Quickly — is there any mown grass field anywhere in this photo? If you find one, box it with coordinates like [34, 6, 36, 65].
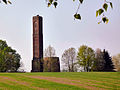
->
[0, 72, 120, 90]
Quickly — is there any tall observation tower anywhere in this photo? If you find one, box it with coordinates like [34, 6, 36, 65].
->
[31, 15, 43, 72]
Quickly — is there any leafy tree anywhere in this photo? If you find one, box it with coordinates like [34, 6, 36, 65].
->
[103, 49, 114, 71]
[0, 40, 21, 72]
[44, 45, 56, 57]
[112, 54, 120, 71]
[61, 47, 76, 72]
[94, 48, 105, 71]
[77, 45, 95, 72]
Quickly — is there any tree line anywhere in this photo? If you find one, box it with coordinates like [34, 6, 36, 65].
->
[0, 40, 120, 72]
[61, 45, 120, 72]
[45, 45, 120, 72]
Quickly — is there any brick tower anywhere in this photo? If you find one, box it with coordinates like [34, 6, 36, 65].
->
[31, 15, 43, 72]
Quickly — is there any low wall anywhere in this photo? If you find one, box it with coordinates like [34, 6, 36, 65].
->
[43, 57, 60, 72]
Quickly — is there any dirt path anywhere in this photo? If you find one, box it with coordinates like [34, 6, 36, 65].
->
[25, 75, 109, 90]
[0, 75, 116, 90]
[0, 76, 47, 90]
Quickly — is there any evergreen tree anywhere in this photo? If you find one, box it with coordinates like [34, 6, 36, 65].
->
[103, 49, 114, 71]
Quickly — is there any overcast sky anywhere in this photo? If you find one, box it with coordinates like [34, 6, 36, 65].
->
[0, 0, 120, 72]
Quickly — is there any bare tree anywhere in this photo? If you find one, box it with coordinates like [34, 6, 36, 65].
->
[61, 47, 76, 72]
[44, 45, 56, 57]
[44, 45, 57, 72]
[94, 48, 105, 71]
[112, 54, 120, 71]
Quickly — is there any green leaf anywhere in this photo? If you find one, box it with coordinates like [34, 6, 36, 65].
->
[73, 0, 75, 1]
[96, 10, 99, 17]
[48, 3, 51, 7]
[2, 0, 7, 4]
[110, 2, 113, 9]
[74, 14, 81, 20]
[53, 2, 57, 8]
[106, 18, 109, 24]
[98, 21, 101, 24]
[49, 0, 53, 4]
[103, 3, 108, 11]
[102, 17, 109, 24]
[79, 0, 83, 4]
[98, 9, 104, 16]
[102, 17, 106, 23]
[8, 1, 12, 4]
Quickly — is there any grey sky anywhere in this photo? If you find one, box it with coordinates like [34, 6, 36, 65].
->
[0, 0, 120, 72]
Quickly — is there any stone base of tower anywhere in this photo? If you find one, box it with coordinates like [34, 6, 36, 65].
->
[31, 59, 43, 72]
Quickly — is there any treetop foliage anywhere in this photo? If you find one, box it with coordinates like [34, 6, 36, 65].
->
[1, 0, 113, 24]
[96, 0, 113, 24]
[46, 0, 58, 8]
[0, 0, 12, 4]
[46, 0, 113, 24]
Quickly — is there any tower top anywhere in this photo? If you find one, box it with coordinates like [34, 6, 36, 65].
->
[33, 15, 42, 18]
[33, 15, 43, 20]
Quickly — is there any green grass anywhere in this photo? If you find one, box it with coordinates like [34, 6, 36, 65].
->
[0, 72, 120, 90]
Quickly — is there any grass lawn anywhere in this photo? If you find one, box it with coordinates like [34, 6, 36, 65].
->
[0, 72, 119, 90]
